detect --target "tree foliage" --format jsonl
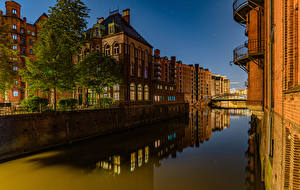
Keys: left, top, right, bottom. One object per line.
{"left": 20, "top": 0, "right": 89, "bottom": 110}
{"left": 76, "top": 52, "right": 123, "bottom": 94}
{"left": 0, "top": 21, "right": 18, "bottom": 96}
{"left": 58, "top": 98, "right": 77, "bottom": 111}
{"left": 21, "top": 96, "right": 49, "bottom": 113}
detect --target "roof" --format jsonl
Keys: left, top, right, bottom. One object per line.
{"left": 101, "top": 13, "right": 152, "bottom": 48}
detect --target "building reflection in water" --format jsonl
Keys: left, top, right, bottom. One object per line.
{"left": 0, "top": 108, "right": 271, "bottom": 190}
{"left": 251, "top": 113, "right": 300, "bottom": 190}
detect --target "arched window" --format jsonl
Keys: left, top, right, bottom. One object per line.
{"left": 113, "top": 43, "right": 119, "bottom": 55}
{"left": 105, "top": 45, "right": 110, "bottom": 56}
{"left": 130, "top": 83, "right": 135, "bottom": 101}
{"left": 144, "top": 85, "right": 149, "bottom": 101}
{"left": 138, "top": 84, "right": 143, "bottom": 101}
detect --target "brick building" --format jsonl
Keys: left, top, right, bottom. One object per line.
{"left": 175, "top": 61, "right": 194, "bottom": 104}
{"left": 77, "top": 9, "right": 154, "bottom": 106}
{"left": 211, "top": 75, "right": 230, "bottom": 96}
{"left": 152, "top": 49, "right": 183, "bottom": 104}
{"left": 0, "top": 1, "right": 47, "bottom": 104}
{"left": 232, "top": 0, "right": 300, "bottom": 189}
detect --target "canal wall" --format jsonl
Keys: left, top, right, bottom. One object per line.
{"left": 0, "top": 103, "right": 189, "bottom": 162}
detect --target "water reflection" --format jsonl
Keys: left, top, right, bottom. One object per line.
{"left": 252, "top": 113, "right": 300, "bottom": 190}
{"left": 0, "top": 108, "right": 263, "bottom": 190}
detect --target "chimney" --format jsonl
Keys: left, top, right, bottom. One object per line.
{"left": 123, "top": 9, "right": 130, "bottom": 25}
{"left": 154, "top": 49, "right": 160, "bottom": 57}
{"left": 171, "top": 56, "right": 176, "bottom": 63}
{"left": 97, "top": 17, "right": 104, "bottom": 24}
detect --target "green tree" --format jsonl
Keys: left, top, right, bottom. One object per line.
{"left": 76, "top": 52, "right": 123, "bottom": 103}
{"left": 20, "top": 0, "right": 89, "bottom": 110}
{"left": 0, "top": 21, "right": 17, "bottom": 96}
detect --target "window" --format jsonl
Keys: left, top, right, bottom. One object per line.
{"left": 105, "top": 45, "right": 110, "bottom": 56}
{"left": 12, "top": 46, "right": 17, "bottom": 50}
{"left": 113, "top": 84, "right": 120, "bottom": 100}
{"left": 138, "top": 84, "right": 143, "bottom": 101}
{"left": 27, "top": 30, "right": 31, "bottom": 35}
{"left": 29, "top": 49, "right": 33, "bottom": 55}
{"left": 113, "top": 43, "right": 119, "bottom": 55}
{"left": 114, "top": 92, "right": 120, "bottom": 100}
{"left": 130, "top": 62, "right": 134, "bottom": 76}
{"left": 144, "top": 67, "right": 148, "bottom": 79}
{"left": 113, "top": 84, "right": 120, "bottom": 91}
{"left": 29, "top": 39, "right": 34, "bottom": 45}
{"left": 12, "top": 24, "right": 17, "bottom": 30}
{"left": 130, "top": 83, "right": 135, "bottom": 101}
{"left": 12, "top": 9, "right": 17, "bottom": 15}
{"left": 14, "top": 81, "right": 18, "bottom": 85}
{"left": 144, "top": 85, "right": 149, "bottom": 101}
{"left": 12, "top": 35, "right": 17, "bottom": 40}
{"left": 13, "top": 66, "right": 18, "bottom": 71}
{"left": 130, "top": 152, "right": 136, "bottom": 172}
{"left": 13, "top": 91, "right": 18, "bottom": 97}
{"left": 32, "top": 32, "right": 35, "bottom": 36}
{"left": 20, "top": 28, "right": 24, "bottom": 33}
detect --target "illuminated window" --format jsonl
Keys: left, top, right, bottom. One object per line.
{"left": 113, "top": 84, "right": 120, "bottom": 100}
{"left": 14, "top": 81, "right": 18, "bottom": 85}
{"left": 12, "top": 35, "right": 17, "bottom": 40}
{"left": 12, "top": 46, "right": 17, "bottom": 50}
{"left": 137, "top": 84, "right": 143, "bottom": 101}
{"left": 13, "top": 91, "right": 18, "bottom": 97}
{"left": 12, "top": 24, "right": 17, "bottom": 30}
{"left": 130, "top": 83, "right": 135, "bottom": 101}
{"left": 113, "top": 156, "right": 121, "bottom": 174}
{"left": 113, "top": 43, "right": 119, "bottom": 55}
{"left": 130, "top": 152, "right": 136, "bottom": 172}
{"left": 32, "top": 32, "right": 35, "bottom": 36}
{"left": 13, "top": 66, "right": 18, "bottom": 71}
{"left": 144, "top": 85, "right": 149, "bottom": 101}
{"left": 12, "top": 9, "right": 17, "bottom": 15}
{"left": 138, "top": 149, "right": 143, "bottom": 167}
{"left": 145, "top": 146, "right": 149, "bottom": 164}
{"left": 105, "top": 45, "right": 110, "bottom": 56}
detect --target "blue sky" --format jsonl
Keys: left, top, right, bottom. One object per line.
{"left": 0, "top": 0, "right": 247, "bottom": 89}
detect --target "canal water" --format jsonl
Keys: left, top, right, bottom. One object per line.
{"left": 0, "top": 109, "right": 264, "bottom": 190}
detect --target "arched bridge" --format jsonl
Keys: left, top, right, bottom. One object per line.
{"left": 211, "top": 93, "right": 247, "bottom": 109}
{"left": 211, "top": 93, "right": 247, "bottom": 101}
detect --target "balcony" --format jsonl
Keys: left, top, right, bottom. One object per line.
{"left": 233, "top": 0, "right": 264, "bottom": 24}
{"left": 233, "top": 39, "right": 265, "bottom": 72}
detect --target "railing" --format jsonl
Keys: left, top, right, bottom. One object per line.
{"left": 233, "top": 0, "right": 264, "bottom": 23}
{"left": 233, "top": 39, "right": 265, "bottom": 62}
{"left": 233, "top": 0, "right": 249, "bottom": 14}
{"left": 233, "top": 41, "right": 248, "bottom": 61}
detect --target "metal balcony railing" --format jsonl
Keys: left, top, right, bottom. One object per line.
{"left": 233, "top": 0, "right": 264, "bottom": 24}
{"left": 233, "top": 39, "right": 265, "bottom": 62}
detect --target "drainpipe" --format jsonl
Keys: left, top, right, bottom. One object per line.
{"left": 268, "top": 0, "right": 273, "bottom": 156}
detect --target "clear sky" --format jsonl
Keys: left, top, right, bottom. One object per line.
{"left": 0, "top": 0, "right": 247, "bottom": 89}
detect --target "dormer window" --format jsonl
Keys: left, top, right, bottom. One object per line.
{"left": 12, "top": 9, "right": 17, "bottom": 15}
{"left": 113, "top": 43, "right": 119, "bottom": 55}
{"left": 108, "top": 22, "right": 118, "bottom": 35}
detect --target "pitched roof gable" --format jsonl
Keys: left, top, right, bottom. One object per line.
{"left": 101, "top": 13, "right": 152, "bottom": 48}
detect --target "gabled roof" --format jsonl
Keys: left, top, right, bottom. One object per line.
{"left": 101, "top": 13, "right": 152, "bottom": 48}
{"left": 34, "top": 13, "right": 48, "bottom": 25}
